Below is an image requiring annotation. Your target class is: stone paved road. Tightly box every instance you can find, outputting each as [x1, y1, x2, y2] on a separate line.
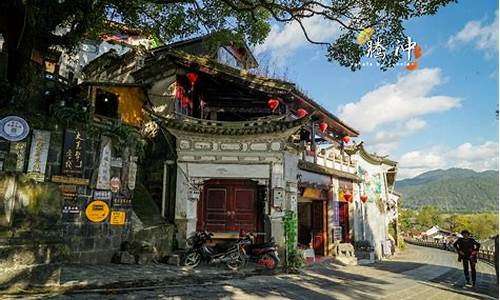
[4, 244, 498, 300]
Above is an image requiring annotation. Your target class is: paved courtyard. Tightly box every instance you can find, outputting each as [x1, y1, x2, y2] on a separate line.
[2, 244, 498, 299]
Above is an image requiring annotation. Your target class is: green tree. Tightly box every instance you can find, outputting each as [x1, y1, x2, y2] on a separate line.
[416, 205, 442, 228]
[1, 0, 456, 106]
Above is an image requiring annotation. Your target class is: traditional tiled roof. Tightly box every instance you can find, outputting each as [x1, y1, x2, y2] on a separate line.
[298, 160, 361, 182]
[146, 109, 310, 136]
[346, 142, 398, 166]
[136, 50, 359, 137]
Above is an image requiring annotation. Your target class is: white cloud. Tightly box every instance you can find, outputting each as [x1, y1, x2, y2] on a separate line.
[397, 141, 499, 179]
[254, 16, 341, 65]
[337, 68, 461, 133]
[448, 10, 499, 53]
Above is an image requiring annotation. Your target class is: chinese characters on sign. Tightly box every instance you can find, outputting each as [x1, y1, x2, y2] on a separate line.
[0, 116, 30, 142]
[96, 137, 112, 190]
[358, 32, 422, 70]
[27, 130, 51, 181]
[10, 142, 26, 172]
[62, 129, 86, 177]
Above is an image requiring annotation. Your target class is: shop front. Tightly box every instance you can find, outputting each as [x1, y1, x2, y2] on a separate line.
[297, 168, 331, 256]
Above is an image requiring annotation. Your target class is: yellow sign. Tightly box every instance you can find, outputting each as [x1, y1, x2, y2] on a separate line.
[85, 200, 110, 223]
[303, 187, 322, 199]
[357, 27, 375, 45]
[110, 211, 126, 225]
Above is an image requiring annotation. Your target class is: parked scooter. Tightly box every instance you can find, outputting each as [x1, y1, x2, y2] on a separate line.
[240, 232, 280, 270]
[182, 231, 250, 270]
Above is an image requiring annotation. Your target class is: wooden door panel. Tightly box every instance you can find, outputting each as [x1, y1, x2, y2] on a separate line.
[231, 188, 257, 232]
[205, 188, 227, 232]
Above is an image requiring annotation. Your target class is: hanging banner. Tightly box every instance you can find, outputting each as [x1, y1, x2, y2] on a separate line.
[332, 201, 340, 226]
[10, 142, 26, 172]
[128, 156, 137, 190]
[27, 130, 51, 179]
[62, 129, 86, 176]
[96, 137, 112, 190]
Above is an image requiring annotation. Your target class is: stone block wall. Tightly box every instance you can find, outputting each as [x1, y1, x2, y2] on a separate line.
[62, 222, 132, 264]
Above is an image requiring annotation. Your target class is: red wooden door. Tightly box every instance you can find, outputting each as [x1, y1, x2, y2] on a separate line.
[199, 180, 258, 233]
[312, 201, 325, 256]
[339, 202, 349, 242]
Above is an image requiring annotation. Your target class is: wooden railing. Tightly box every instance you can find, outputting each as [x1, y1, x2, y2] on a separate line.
[405, 238, 496, 265]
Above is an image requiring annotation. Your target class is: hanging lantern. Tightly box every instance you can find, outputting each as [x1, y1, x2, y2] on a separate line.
[360, 195, 368, 203]
[343, 192, 353, 203]
[297, 108, 308, 118]
[342, 136, 350, 144]
[267, 99, 280, 112]
[319, 121, 328, 133]
[186, 72, 198, 87]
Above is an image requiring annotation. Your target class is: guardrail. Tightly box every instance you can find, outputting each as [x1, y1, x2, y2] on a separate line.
[405, 238, 496, 265]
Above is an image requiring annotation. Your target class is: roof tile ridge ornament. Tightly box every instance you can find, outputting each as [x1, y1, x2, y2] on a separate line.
[143, 108, 312, 135]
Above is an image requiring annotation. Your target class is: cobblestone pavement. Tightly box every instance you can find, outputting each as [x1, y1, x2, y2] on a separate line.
[3, 244, 498, 300]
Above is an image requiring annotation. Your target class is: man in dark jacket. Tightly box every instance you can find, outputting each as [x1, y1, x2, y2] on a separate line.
[454, 230, 481, 286]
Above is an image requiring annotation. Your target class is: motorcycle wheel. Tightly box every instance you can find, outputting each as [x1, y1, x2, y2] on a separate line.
[226, 252, 247, 271]
[260, 253, 279, 270]
[182, 251, 202, 268]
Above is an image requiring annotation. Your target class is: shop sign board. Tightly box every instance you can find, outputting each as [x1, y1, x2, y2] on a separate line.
[96, 137, 112, 190]
[27, 130, 51, 179]
[52, 175, 89, 186]
[62, 129, 86, 176]
[110, 211, 126, 225]
[0, 116, 30, 142]
[10, 142, 26, 172]
[128, 156, 137, 190]
[85, 200, 110, 223]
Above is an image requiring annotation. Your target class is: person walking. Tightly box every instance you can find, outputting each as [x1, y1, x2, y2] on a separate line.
[453, 230, 481, 287]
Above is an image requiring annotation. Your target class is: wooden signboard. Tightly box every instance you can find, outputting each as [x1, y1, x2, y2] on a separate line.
[62, 129, 86, 176]
[52, 175, 89, 186]
[27, 130, 51, 180]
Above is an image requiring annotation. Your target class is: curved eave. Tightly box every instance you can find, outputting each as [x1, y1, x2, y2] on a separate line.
[348, 142, 398, 166]
[146, 110, 310, 136]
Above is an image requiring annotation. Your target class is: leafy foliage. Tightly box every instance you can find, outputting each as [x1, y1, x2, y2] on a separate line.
[396, 168, 499, 212]
[283, 210, 304, 272]
[1, 0, 457, 88]
[400, 206, 499, 240]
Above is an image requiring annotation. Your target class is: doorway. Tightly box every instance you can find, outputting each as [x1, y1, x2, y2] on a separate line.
[197, 179, 262, 234]
[298, 201, 327, 256]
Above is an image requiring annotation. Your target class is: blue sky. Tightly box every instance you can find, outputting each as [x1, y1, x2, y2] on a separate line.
[254, 0, 499, 179]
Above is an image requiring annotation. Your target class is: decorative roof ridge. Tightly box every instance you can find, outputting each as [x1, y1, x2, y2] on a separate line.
[347, 142, 398, 166]
[144, 108, 311, 135]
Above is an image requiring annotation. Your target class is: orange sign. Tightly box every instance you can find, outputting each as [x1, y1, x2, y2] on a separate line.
[85, 200, 110, 223]
[110, 211, 126, 225]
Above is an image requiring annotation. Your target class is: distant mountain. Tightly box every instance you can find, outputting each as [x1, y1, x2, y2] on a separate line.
[396, 168, 499, 212]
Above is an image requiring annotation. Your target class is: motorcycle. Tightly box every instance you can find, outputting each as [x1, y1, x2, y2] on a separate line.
[182, 231, 250, 270]
[240, 232, 280, 270]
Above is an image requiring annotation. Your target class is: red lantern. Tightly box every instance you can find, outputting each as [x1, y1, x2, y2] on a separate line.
[267, 99, 280, 112]
[297, 108, 308, 118]
[342, 136, 350, 144]
[360, 195, 368, 203]
[319, 121, 328, 133]
[186, 72, 198, 87]
[343, 192, 353, 203]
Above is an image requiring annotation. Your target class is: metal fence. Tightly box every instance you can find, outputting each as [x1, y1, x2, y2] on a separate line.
[405, 238, 496, 265]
